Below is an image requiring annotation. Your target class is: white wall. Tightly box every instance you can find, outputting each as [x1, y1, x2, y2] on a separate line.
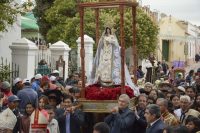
[0, 1, 21, 63]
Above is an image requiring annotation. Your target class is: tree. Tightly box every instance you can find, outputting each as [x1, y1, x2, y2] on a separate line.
[0, 0, 20, 32]
[43, 1, 158, 58]
[33, 0, 55, 41]
[44, 0, 78, 45]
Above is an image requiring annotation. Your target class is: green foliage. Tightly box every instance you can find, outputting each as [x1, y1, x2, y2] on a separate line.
[0, 0, 20, 32]
[44, 0, 78, 45]
[0, 0, 37, 32]
[0, 64, 10, 82]
[136, 8, 159, 58]
[33, 0, 55, 41]
[105, 8, 159, 59]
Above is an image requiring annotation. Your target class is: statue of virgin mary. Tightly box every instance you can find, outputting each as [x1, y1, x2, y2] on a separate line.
[89, 27, 140, 96]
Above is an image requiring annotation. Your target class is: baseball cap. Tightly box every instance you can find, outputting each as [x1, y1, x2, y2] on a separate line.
[52, 70, 59, 74]
[35, 74, 42, 79]
[22, 78, 30, 84]
[42, 75, 50, 82]
[50, 76, 56, 81]
[1, 81, 11, 90]
[8, 95, 21, 103]
[13, 78, 22, 86]
[177, 86, 185, 93]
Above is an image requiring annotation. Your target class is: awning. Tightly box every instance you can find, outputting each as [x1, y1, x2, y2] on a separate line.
[21, 12, 39, 31]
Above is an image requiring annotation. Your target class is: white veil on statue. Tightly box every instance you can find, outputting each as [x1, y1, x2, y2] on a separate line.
[89, 27, 140, 96]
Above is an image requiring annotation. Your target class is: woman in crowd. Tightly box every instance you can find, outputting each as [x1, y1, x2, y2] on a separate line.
[149, 89, 159, 101]
[143, 82, 153, 95]
[38, 95, 49, 110]
[38, 95, 49, 118]
[170, 94, 180, 110]
[185, 116, 200, 133]
[20, 103, 35, 133]
[147, 96, 156, 104]
[192, 93, 200, 112]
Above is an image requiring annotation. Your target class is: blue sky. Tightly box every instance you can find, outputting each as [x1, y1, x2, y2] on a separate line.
[142, 0, 200, 26]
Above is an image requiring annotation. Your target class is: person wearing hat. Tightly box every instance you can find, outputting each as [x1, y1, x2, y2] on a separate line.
[176, 86, 186, 96]
[51, 70, 66, 87]
[174, 72, 185, 87]
[41, 75, 50, 92]
[0, 95, 20, 132]
[0, 81, 13, 107]
[12, 77, 23, 95]
[43, 89, 62, 109]
[49, 75, 58, 90]
[17, 78, 38, 114]
[32, 73, 42, 96]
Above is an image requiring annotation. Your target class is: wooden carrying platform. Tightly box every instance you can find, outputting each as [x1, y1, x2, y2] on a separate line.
[79, 98, 136, 113]
[78, 0, 138, 113]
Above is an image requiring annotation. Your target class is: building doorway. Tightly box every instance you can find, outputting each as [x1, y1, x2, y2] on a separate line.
[162, 40, 170, 61]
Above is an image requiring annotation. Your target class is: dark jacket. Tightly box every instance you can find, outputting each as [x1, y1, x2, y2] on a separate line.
[13, 108, 21, 133]
[57, 109, 84, 133]
[133, 108, 147, 133]
[146, 119, 165, 133]
[104, 107, 135, 133]
[12, 85, 20, 95]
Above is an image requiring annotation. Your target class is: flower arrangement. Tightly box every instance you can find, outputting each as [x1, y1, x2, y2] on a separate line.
[85, 84, 134, 100]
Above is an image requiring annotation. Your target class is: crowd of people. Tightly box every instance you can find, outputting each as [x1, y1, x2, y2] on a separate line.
[104, 66, 200, 133]
[0, 64, 200, 133]
[0, 70, 84, 133]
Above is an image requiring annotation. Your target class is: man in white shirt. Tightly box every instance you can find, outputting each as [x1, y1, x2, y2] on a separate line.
[46, 105, 60, 133]
[174, 95, 200, 124]
[0, 95, 20, 132]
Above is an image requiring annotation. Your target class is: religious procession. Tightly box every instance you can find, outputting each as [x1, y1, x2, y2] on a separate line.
[1, 0, 200, 133]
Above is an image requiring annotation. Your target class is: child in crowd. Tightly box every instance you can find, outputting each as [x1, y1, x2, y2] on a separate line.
[45, 105, 60, 133]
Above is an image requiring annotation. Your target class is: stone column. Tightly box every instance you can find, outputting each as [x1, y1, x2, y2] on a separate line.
[76, 35, 94, 79]
[49, 41, 71, 80]
[9, 38, 38, 79]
